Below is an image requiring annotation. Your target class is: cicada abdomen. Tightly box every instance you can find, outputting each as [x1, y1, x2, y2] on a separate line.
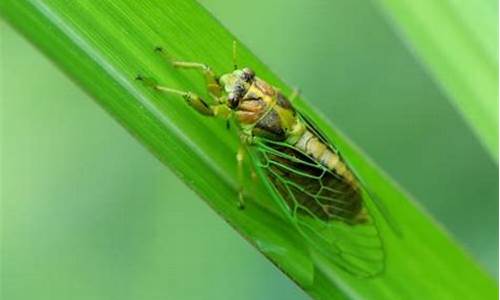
[252, 124, 385, 277]
[264, 130, 364, 223]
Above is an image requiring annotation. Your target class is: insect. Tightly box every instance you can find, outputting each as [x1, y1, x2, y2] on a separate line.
[137, 43, 396, 277]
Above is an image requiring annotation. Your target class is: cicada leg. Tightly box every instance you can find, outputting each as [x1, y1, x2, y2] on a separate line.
[235, 132, 260, 210]
[154, 47, 223, 101]
[135, 75, 230, 118]
[236, 145, 245, 209]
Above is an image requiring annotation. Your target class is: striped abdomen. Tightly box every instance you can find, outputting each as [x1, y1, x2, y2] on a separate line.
[294, 130, 357, 187]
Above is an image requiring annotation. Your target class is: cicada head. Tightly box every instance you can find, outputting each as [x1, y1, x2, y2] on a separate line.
[219, 67, 255, 109]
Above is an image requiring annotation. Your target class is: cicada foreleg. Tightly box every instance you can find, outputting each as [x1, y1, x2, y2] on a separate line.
[154, 47, 223, 102]
[135, 75, 230, 118]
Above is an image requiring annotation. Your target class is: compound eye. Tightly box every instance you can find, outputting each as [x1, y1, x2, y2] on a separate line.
[241, 68, 255, 82]
[228, 93, 239, 109]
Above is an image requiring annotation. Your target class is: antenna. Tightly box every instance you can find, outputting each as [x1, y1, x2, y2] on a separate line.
[232, 40, 238, 70]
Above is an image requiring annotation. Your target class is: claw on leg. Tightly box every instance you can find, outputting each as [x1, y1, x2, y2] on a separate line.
[135, 75, 159, 89]
[153, 46, 175, 65]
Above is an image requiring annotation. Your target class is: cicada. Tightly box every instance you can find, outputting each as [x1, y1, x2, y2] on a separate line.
[137, 44, 395, 277]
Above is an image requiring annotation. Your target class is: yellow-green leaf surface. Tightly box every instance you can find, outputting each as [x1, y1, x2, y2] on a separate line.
[1, 1, 496, 299]
[373, 0, 499, 160]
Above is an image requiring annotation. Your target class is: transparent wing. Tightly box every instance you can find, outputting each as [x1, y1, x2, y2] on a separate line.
[251, 136, 385, 277]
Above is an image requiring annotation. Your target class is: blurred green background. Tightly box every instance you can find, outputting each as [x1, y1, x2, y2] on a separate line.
[1, 1, 497, 300]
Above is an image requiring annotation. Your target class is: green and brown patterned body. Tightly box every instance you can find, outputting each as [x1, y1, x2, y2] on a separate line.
[139, 53, 388, 276]
[223, 69, 364, 222]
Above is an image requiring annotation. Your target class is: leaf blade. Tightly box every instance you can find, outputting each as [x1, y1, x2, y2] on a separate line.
[1, 0, 496, 299]
[373, 0, 499, 159]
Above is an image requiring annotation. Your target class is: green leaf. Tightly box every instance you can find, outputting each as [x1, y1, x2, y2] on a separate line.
[372, 0, 499, 160]
[1, 0, 496, 299]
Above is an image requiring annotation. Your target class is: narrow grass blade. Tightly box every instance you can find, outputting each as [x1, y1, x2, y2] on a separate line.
[373, 0, 499, 160]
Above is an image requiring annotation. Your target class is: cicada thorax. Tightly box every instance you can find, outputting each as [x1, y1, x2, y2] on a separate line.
[234, 78, 365, 224]
[235, 78, 297, 141]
